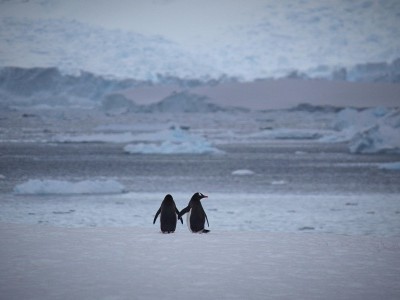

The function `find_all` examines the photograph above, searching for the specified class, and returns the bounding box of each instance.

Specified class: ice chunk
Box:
[231,169,255,175]
[271,180,286,185]
[378,162,400,171]
[14,179,126,195]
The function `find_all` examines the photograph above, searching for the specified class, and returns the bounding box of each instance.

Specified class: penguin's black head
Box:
[192,192,208,201]
[164,194,174,201]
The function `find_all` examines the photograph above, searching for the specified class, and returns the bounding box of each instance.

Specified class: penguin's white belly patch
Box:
[187,209,192,232]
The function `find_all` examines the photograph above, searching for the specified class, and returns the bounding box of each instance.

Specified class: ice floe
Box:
[231,169,255,175]
[378,162,400,171]
[124,127,223,154]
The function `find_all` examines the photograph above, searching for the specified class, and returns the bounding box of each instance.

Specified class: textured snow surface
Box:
[0,223,399,300]
[3,192,400,236]
[14,179,126,195]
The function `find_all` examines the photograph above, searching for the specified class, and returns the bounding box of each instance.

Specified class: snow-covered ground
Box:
[1,223,399,300]
[1,192,399,236]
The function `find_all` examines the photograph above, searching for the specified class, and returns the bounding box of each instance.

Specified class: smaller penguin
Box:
[178,192,210,233]
[153,194,183,233]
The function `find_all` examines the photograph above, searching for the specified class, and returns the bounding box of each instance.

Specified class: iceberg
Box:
[348,110,400,154]
[349,124,400,154]
[321,107,400,154]
[14,179,126,195]
[333,107,390,131]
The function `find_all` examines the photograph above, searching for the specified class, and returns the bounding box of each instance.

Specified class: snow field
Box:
[1,223,399,300]
[2,192,400,236]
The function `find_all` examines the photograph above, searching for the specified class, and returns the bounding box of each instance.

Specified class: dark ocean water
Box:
[1,141,399,195]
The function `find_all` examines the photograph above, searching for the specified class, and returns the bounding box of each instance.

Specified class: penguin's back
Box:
[160,200,177,232]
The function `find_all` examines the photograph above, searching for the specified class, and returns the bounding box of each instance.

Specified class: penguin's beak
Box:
[203,195,208,199]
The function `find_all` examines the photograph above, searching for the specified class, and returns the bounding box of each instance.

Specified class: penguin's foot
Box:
[201,229,210,233]
[162,231,175,234]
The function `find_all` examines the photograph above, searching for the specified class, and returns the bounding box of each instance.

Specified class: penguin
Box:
[153,194,183,233]
[178,192,210,233]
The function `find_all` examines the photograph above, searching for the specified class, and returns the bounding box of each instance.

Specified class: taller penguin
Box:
[178,192,210,233]
[153,194,183,233]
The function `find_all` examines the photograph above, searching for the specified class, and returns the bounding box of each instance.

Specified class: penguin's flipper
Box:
[153,207,161,224]
[175,207,184,224]
[205,212,209,227]
[178,205,190,219]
